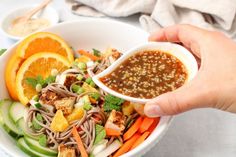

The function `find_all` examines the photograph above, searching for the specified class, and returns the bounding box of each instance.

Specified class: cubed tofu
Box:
[58,145,76,157]
[39,90,62,105]
[50,110,69,132]
[105,110,126,133]
[54,97,76,115]
[57,74,78,89]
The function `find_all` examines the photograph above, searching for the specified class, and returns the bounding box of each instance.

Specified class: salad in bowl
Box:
[0,28,164,157]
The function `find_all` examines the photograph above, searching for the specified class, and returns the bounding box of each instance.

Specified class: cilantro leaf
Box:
[92,48,101,57]
[36,75,46,86]
[103,94,124,112]
[25,75,56,88]
[25,77,38,88]
[0,49,6,56]
[94,124,106,145]
[45,75,56,85]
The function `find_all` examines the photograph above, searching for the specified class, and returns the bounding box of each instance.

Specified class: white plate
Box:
[0,19,172,157]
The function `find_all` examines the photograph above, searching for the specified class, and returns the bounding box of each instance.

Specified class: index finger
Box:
[149,25,209,58]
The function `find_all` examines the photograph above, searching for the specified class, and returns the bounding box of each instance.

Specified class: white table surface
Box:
[1,1,236,157]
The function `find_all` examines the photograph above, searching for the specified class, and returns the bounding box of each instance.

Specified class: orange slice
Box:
[16,52,70,105]
[5,32,73,100]
[75,55,91,63]
[5,54,22,100]
[16,32,74,61]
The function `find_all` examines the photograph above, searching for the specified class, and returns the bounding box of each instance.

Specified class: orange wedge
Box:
[5,32,74,100]
[16,52,70,105]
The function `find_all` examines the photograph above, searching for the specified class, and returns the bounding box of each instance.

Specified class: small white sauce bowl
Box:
[0,5,59,41]
[93,42,199,104]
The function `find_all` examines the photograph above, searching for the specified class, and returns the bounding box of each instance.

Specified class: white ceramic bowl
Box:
[0,5,59,40]
[93,42,198,104]
[0,19,172,157]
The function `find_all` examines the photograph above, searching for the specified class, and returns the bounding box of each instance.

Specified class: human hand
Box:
[144,25,236,117]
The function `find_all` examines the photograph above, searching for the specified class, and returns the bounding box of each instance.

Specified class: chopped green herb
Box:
[38,134,47,147]
[83,95,92,110]
[76,74,83,81]
[35,84,42,92]
[83,103,93,111]
[45,75,56,84]
[92,49,101,57]
[90,93,100,100]
[0,49,7,56]
[96,60,102,63]
[32,95,39,101]
[103,94,124,112]
[89,154,95,157]
[72,85,85,94]
[94,124,106,145]
[77,62,87,70]
[89,81,96,87]
[77,87,85,94]
[36,75,45,86]
[85,77,92,84]
[72,84,80,93]
[35,103,42,109]
[25,78,38,88]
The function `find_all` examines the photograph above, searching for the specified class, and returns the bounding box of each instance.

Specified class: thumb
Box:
[144,78,215,117]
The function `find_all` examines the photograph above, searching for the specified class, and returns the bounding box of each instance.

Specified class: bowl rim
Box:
[0,19,173,157]
[0,4,59,40]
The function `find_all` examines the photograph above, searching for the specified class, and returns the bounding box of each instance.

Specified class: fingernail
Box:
[145,103,164,117]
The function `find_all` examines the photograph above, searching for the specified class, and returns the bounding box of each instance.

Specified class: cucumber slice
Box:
[0,100,22,138]
[9,102,27,122]
[0,100,5,125]
[25,137,58,156]
[17,138,56,157]
[17,118,39,140]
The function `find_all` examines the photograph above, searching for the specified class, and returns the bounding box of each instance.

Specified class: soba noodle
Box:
[25,51,138,156]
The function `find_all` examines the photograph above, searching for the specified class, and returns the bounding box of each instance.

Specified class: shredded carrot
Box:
[89,97,97,104]
[72,126,88,157]
[123,117,143,141]
[131,132,150,150]
[78,49,100,61]
[113,133,140,157]
[139,117,155,133]
[147,117,160,133]
[92,113,102,122]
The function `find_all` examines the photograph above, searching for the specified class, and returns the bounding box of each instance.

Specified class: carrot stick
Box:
[131,132,150,150]
[147,117,160,133]
[139,117,155,133]
[72,126,88,157]
[113,134,140,157]
[105,127,121,136]
[123,117,143,141]
[78,49,100,61]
